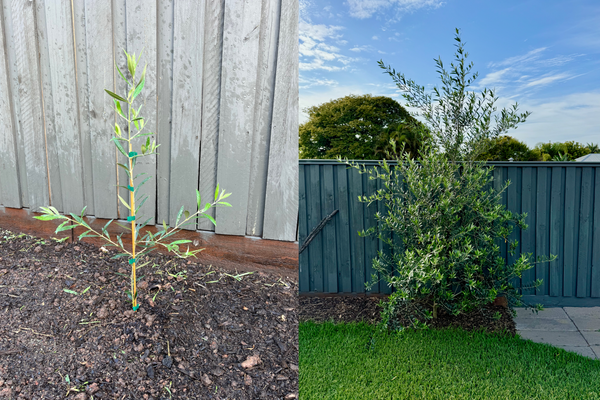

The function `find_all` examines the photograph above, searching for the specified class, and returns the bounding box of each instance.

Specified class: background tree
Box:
[477,135,540,161]
[531,141,592,161]
[374,121,431,159]
[299,94,421,160]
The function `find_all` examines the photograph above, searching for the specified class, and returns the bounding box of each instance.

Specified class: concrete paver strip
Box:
[567,317,600,332]
[515,307,570,319]
[563,307,600,318]
[592,346,600,359]
[518,330,588,347]
[581,331,600,345]
[514,318,578,331]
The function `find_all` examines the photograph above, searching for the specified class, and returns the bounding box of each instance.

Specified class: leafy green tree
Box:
[586,143,600,153]
[350,29,551,329]
[299,94,420,160]
[477,135,540,161]
[374,121,431,160]
[533,141,591,161]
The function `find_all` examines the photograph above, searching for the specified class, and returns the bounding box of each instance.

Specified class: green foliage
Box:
[477,135,540,161]
[34,50,232,311]
[379,29,531,162]
[533,141,594,161]
[299,94,422,160]
[349,29,554,329]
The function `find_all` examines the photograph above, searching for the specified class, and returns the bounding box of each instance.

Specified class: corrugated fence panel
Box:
[0,0,298,243]
[299,160,600,305]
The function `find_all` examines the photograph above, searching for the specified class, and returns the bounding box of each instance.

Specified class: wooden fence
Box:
[299,160,600,306]
[0,0,298,242]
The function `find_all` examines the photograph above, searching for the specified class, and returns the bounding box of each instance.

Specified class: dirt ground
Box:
[0,228,298,399]
[299,295,517,335]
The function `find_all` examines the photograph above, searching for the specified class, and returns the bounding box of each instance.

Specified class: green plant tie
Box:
[127,185,134,192]
[127,215,136,221]
[132,304,140,311]
[128,151,138,158]
[129,258,136,265]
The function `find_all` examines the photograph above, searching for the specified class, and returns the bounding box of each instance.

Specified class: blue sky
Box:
[299,0,600,147]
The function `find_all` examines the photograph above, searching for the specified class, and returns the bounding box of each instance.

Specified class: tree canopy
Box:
[299,94,423,160]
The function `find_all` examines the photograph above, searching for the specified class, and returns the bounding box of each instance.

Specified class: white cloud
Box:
[524,73,571,88]
[349,45,372,52]
[299,76,339,89]
[372,35,379,40]
[299,20,356,71]
[346,0,444,19]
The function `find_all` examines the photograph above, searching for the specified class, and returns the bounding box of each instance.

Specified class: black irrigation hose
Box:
[299,209,338,254]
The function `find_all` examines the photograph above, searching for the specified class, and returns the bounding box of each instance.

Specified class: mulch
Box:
[299,295,517,335]
[0,228,298,399]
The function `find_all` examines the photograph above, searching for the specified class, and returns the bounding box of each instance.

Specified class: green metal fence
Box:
[299,160,600,306]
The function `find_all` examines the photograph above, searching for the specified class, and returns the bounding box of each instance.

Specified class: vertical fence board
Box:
[197,0,224,231]
[2,0,28,206]
[306,164,323,292]
[156,0,173,226]
[377,173,391,295]
[521,167,536,295]
[549,167,564,297]
[84,0,117,218]
[577,168,594,297]
[262,0,299,241]
[168,1,205,230]
[0,1,20,207]
[320,165,337,293]
[72,0,94,215]
[298,165,309,293]
[11,0,49,210]
[494,167,507,264]
[33,0,63,211]
[216,0,261,235]
[572,168,583,296]
[45,0,85,214]
[113,0,127,219]
[364,171,378,294]
[507,167,520,289]
[592,168,600,297]
[536,167,549,295]
[334,165,352,293]
[563,167,577,297]
[126,0,157,225]
[349,167,365,293]
[246,0,279,237]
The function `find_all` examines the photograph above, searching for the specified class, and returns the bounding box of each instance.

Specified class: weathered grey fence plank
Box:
[85,0,117,218]
[549,166,564,297]
[45,0,85,214]
[113,0,128,220]
[33,0,62,211]
[246,0,280,237]
[578,168,594,297]
[126,0,157,225]
[1,0,27,207]
[262,0,299,241]
[197,0,225,232]
[364,171,378,294]
[72,0,94,215]
[156,0,173,226]
[0,1,20,208]
[216,0,261,235]
[168,1,205,230]
[507,166,520,289]
[521,167,536,295]
[11,0,49,210]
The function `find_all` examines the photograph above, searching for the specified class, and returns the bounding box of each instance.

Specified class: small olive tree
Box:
[350,29,553,329]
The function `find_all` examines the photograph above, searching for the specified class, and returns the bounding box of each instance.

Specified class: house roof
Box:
[575,153,600,162]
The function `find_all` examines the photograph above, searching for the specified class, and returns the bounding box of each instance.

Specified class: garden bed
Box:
[0,228,298,399]
[299,295,516,334]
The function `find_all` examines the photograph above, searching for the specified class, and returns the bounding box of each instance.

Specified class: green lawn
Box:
[300,321,600,400]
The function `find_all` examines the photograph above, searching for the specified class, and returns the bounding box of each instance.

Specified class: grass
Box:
[300,321,600,400]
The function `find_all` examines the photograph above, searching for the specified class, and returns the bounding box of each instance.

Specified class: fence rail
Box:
[299,160,600,306]
[0,0,298,242]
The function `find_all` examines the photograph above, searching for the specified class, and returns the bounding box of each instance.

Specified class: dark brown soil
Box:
[299,295,516,335]
[0,228,298,399]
